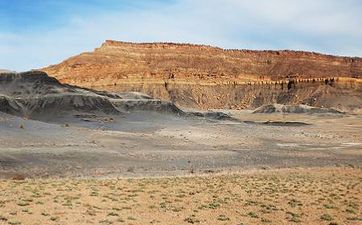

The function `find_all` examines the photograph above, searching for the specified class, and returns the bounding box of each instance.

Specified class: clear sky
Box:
[1,0,361,71]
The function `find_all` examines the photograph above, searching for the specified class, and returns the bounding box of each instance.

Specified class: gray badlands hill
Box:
[0,71,184,119]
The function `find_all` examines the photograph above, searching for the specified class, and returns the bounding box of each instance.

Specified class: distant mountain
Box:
[0,69,16,73]
[42,40,362,111]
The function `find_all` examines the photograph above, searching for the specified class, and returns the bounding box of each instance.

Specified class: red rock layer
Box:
[42,40,362,110]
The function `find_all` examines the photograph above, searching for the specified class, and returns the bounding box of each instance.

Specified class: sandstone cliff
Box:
[43,40,362,111]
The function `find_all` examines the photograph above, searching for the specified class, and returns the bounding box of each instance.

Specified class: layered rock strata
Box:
[43,40,362,111]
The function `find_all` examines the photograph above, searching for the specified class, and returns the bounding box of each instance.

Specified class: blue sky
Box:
[1,0,361,71]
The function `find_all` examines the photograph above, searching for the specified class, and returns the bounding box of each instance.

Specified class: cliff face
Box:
[42,40,362,111]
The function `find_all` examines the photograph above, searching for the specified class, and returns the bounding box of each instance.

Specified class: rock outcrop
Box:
[42,40,362,111]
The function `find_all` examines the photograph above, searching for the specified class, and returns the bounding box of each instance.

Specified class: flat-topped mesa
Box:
[42,40,362,110]
[45,40,362,83]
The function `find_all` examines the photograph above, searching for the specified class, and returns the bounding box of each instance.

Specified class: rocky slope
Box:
[0,71,185,119]
[42,40,362,111]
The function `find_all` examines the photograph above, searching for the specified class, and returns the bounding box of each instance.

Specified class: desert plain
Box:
[0,103,361,225]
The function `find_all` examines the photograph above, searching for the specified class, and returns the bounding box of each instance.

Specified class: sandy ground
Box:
[0,110,361,225]
[0,110,361,178]
[0,167,361,225]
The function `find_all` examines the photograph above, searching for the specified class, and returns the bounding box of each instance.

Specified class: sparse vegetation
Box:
[217,214,230,221]
[0,168,359,225]
[320,214,334,221]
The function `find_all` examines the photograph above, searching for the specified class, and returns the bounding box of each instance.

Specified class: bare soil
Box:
[0,110,361,178]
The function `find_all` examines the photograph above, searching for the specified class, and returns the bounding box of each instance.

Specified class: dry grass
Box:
[0,167,361,225]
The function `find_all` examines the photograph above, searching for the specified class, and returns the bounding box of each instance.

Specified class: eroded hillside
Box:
[43,41,362,111]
